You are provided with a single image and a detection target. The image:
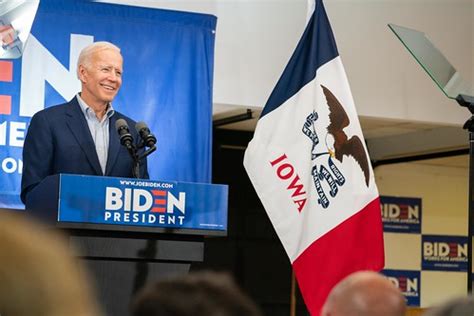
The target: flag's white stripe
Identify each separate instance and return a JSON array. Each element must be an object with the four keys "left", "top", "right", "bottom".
[
  {"left": 244, "top": 57, "right": 378, "bottom": 262},
  {"left": 306, "top": 0, "right": 315, "bottom": 23}
]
